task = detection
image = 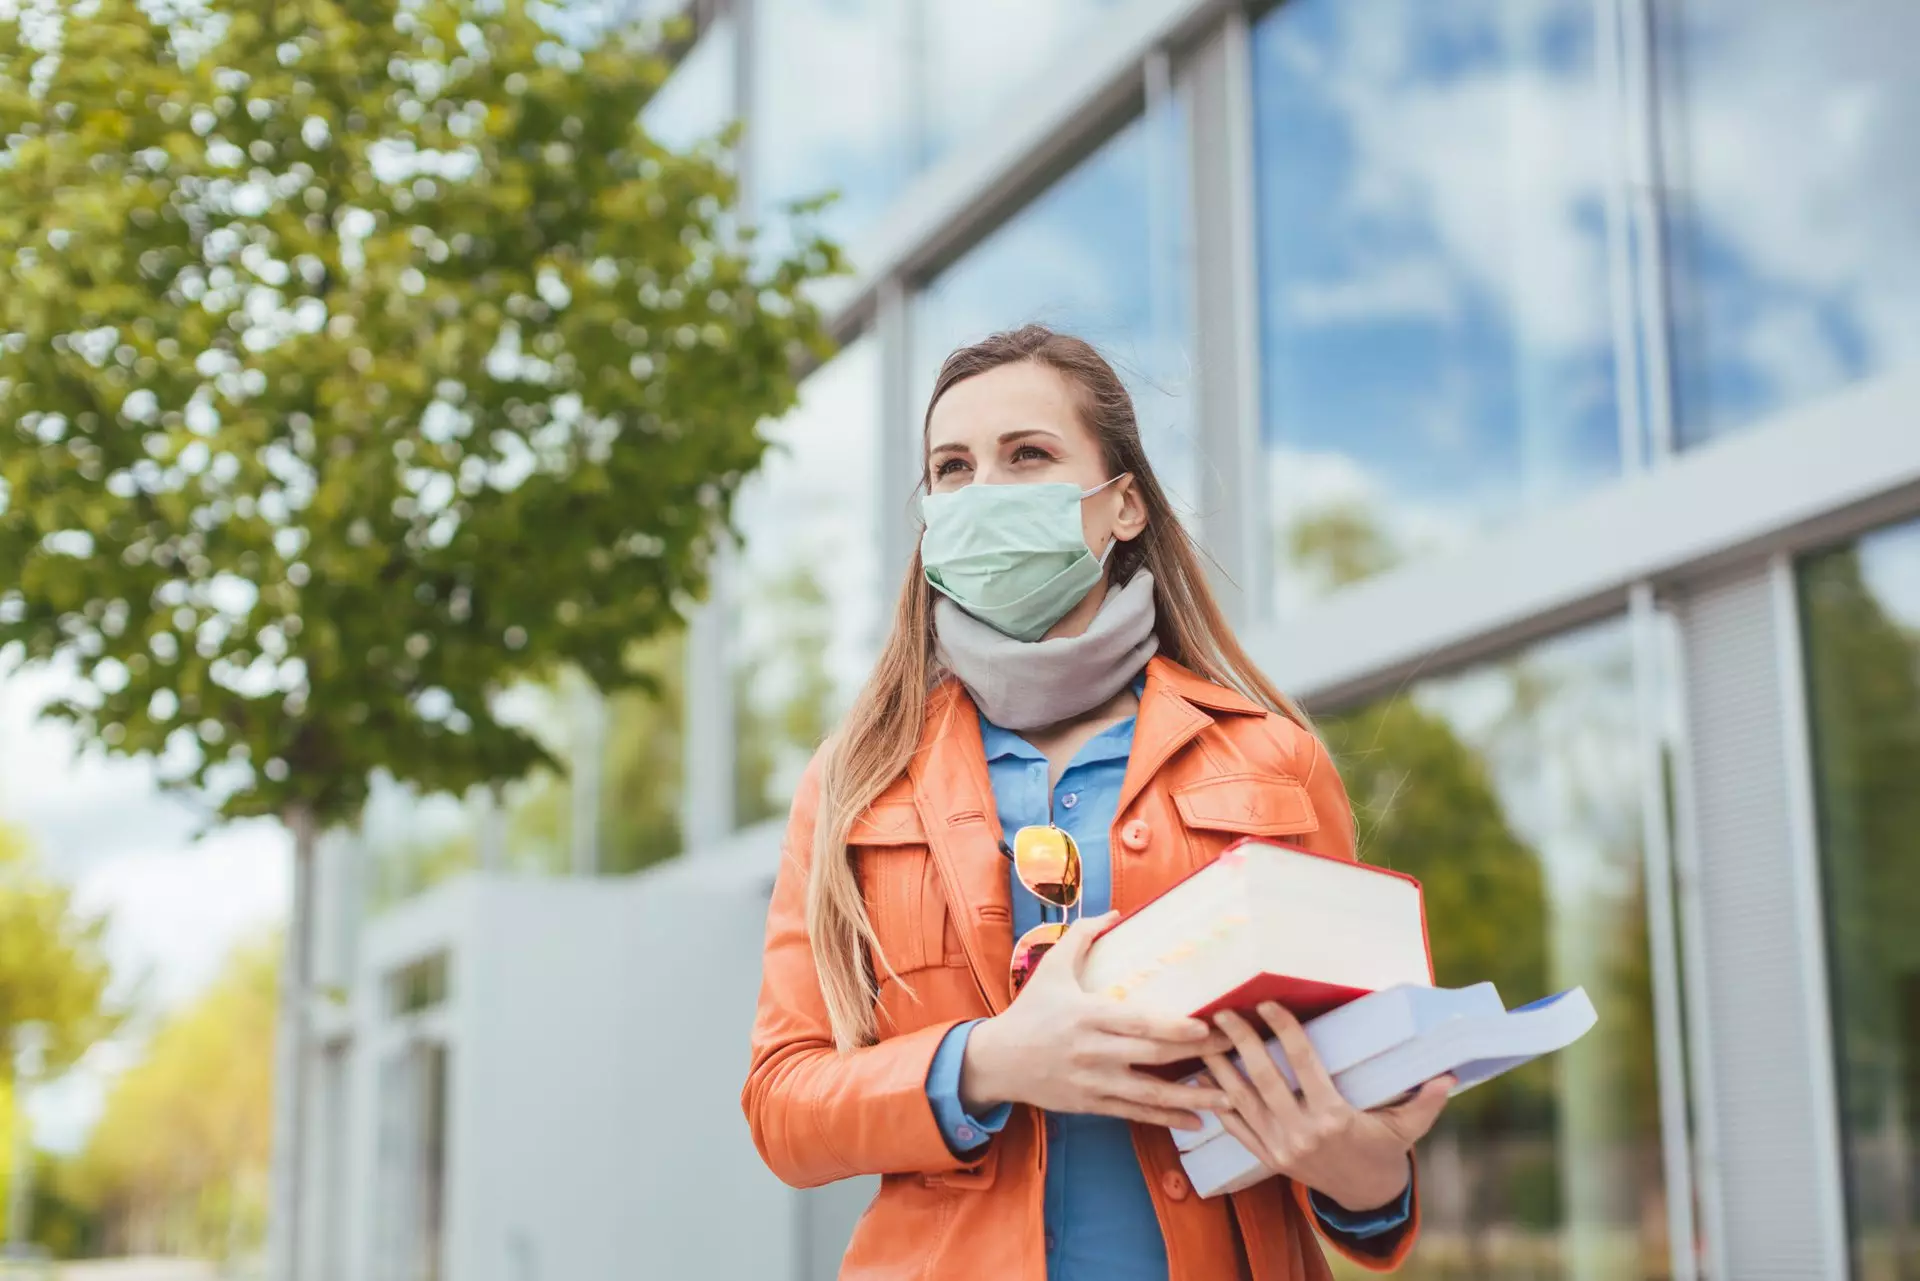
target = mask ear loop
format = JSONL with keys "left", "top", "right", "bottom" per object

{"left": 1083, "top": 472, "right": 1133, "bottom": 566}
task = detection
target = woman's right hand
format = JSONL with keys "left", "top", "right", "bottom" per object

{"left": 958, "top": 911, "right": 1237, "bottom": 1129}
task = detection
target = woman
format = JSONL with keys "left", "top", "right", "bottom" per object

{"left": 742, "top": 326, "right": 1450, "bottom": 1280}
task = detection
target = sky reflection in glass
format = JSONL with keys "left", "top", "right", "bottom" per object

{"left": 1253, "top": 0, "right": 1622, "bottom": 608}
{"left": 1656, "top": 0, "right": 1920, "bottom": 447}
{"left": 913, "top": 114, "right": 1198, "bottom": 511}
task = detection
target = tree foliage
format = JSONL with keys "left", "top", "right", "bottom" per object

{"left": 69, "top": 935, "right": 278, "bottom": 1260}
{"left": 1800, "top": 543, "right": 1920, "bottom": 1131}
{"left": 0, "top": 821, "right": 117, "bottom": 1072}
{"left": 0, "top": 0, "right": 839, "bottom": 828}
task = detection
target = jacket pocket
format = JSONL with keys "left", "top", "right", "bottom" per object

{"left": 1171, "top": 773, "right": 1320, "bottom": 838}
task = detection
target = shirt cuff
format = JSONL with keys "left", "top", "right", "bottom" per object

{"left": 924, "top": 1020, "right": 1013, "bottom": 1154}
{"left": 1309, "top": 1165, "right": 1414, "bottom": 1240}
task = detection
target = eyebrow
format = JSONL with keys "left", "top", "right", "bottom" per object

{"left": 927, "top": 427, "right": 1066, "bottom": 457}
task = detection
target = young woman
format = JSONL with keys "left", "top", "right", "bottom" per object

{"left": 743, "top": 326, "right": 1450, "bottom": 1280}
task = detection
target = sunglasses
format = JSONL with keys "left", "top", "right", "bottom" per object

{"left": 997, "top": 825, "right": 1083, "bottom": 996}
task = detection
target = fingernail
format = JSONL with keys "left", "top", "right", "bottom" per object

{"left": 1258, "top": 1001, "right": 1281, "bottom": 1017}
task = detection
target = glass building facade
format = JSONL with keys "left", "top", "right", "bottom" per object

{"left": 326, "top": 1, "right": 1920, "bottom": 1278}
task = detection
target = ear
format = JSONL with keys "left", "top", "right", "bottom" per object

{"left": 1111, "top": 475, "right": 1149, "bottom": 543}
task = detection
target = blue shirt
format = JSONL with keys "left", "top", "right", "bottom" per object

{"left": 920, "top": 690, "right": 1411, "bottom": 1278}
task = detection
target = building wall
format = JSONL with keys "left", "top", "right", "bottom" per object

{"left": 311, "top": 1, "right": 1920, "bottom": 1279}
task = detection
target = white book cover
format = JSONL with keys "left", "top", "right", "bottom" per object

{"left": 1174, "top": 985, "right": 1597, "bottom": 1198}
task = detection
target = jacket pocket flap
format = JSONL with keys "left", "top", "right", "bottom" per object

{"left": 850, "top": 799, "right": 926, "bottom": 846}
{"left": 1172, "top": 774, "right": 1319, "bottom": 837}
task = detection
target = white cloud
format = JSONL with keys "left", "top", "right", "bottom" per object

{"left": 1275, "top": 4, "right": 1615, "bottom": 357}
{"left": 1285, "top": 258, "right": 1460, "bottom": 327}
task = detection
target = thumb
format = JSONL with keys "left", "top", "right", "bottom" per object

{"left": 1044, "top": 910, "right": 1119, "bottom": 978}
{"left": 1378, "top": 1074, "right": 1453, "bottom": 1143}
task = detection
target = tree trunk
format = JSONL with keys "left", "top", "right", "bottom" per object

{"left": 266, "top": 805, "right": 317, "bottom": 1281}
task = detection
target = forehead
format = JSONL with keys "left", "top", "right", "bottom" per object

{"left": 926, "top": 360, "right": 1088, "bottom": 449}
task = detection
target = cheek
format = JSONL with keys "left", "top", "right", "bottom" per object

{"left": 1079, "top": 499, "right": 1113, "bottom": 553}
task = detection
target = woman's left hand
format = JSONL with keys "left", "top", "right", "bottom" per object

{"left": 1202, "top": 1003, "right": 1451, "bottom": 1213}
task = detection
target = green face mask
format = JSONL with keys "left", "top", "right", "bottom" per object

{"left": 920, "top": 476, "right": 1126, "bottom": 642}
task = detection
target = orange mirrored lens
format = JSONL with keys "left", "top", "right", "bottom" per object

{"left": 1012, "top": 825, "right": 1081, "bottom": 910}
{"left": 1009, "top": 922, "right": 1069, "bottom": 995}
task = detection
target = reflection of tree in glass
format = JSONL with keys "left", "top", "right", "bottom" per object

{"left": 1320, "top": 697, "right": 1555, "bottom": 1262}
{"left": 1284, "top": 502, "right": 1403, "bottom": 594}
{"left": 734, "top": 564, "right": 837, "bottom": 826}
{"left": 1801, "top": 542, "right": 1920, "bottom": 1278}
{"left": 484, "top": 561, "right": 837, "bottom": 873}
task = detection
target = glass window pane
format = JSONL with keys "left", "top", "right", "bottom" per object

{"left": 1252, "top": 0, "right": 1621, "bottom": 609}
{"left": 1657, "top": 0, "right": 1920, "bottom": 448}
{"left": 731, "top": 336, "right": 884, "bottom": 822}
{"left": 1800, "top": 516, "right": 1920, "bottom": 1280}
{"left": 912, "top": 113, "right": 1198, "bottom": 510}
{"left": 642, "top": 14, "right": 737, "bottom": 152}
{"left": 1320, "top": 619, "right": 1670, "bottom": 1277}
{"left": 917, "top": 0, "right": 1127, "bottom": 167}
{"left": 750, "top": 0, "right": 909, "bottom": 271}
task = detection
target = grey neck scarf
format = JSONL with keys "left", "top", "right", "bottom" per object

{"left": 934, "top": 570, "right": 1160, "bottom": 731}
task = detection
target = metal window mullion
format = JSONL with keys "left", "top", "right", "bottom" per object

{"left": 1621, "top": 0, "right": 1678, "bottom": 462}
{"left": 1222, "top": 6, "right": 1269, "bottom": 623}
{"left": 1629, "top": 581, "right": 1700, "bottom": 1281}
{"left": 1598, "top": 0, "right": 1650, "bottom": 479}
{"left": 876, "top": 277, "right": 919, "bottom": 587}
{"left": 1768, "top": 553, "right": 1853, "bottom": 1281}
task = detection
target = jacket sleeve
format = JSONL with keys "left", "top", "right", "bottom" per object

{"left": 1288, "top": 727, "right": 1423, "bottom": 1271}
{"left": 740, "top": 754, "right": 988, "bottom": 1188}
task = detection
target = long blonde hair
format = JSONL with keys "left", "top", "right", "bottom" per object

{"left": 808, "top": 325, "right": 1312, "bottom": 1050}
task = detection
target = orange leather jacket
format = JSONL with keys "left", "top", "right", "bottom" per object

{"left": 743, "top": 656, "right": 1419, "bottom": 1279}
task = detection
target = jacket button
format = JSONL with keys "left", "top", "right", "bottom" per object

{"left": 1121, "top": 819, "right": 1151, "bottom": 851}
{"left": 1161, "top": 1169, "right": 1190, "bottom": 1201}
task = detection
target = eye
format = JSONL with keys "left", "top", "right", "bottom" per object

{"left": 1012, "top": 444, "right": 1053, "bottom": 463}
{"left": 933, "top": 456, "right": 970, "bottom": 478}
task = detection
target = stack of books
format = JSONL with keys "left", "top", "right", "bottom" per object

{"left": 1080, "top": 839, "right": 1598, "bottom": 1198}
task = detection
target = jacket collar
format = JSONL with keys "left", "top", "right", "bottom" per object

{"left": 907, "top": 656, "right": 1266, "bottom": 1012}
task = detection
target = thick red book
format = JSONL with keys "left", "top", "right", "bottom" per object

{"left": 1080, "top": 838, "right": 1433, "bottom": 1049}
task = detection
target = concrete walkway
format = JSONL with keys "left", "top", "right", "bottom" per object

{"left": 53, "top": 1262, "right": 223, "bottom": 1281}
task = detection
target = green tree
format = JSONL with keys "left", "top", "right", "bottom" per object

{"left": 0, "top": 823, "right": 116, "bottom": 1074}
{"left": 0, "top": 0, "right": 836, "bottom": 1265}
{"left": 69, "top": 936, "right": 278, "bottom": 1260}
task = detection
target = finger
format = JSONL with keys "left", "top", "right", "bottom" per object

{"left": 1100, "top": 1069, "right": 1235, "bottom": 1116}
{"left": 1092, "top": 1098, "right": 1214, "bottom": 1131}
{"left": 1376, "top": 1074, "right": 1453, "bottom": 1144}
{"left": 1045, "top": 911, "right": 1119, "bottom": 976}
{"left": 1256, "top": 1001, "right": 1343, "bottom": 1113}
{"left": 1090, "top": 1004, "right": 1225, "bottom": 1046}
{"left": 1202, "top": 1050, "right": 1290, "bottom": 1159}
{"left": 1100, "top": 1029, "right": 1238, "bottom": 1066}
{"left": 1213, "top": 1011, "right": 1303, "bottom": 1124}
{"left": 1214, "top": 1102, "right": 1285, "bottom": 1176}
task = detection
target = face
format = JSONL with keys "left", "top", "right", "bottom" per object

{"left": 924, "top": 360, "right": 1147, "bottom": 556}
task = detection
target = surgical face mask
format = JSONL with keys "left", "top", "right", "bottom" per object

{"left": 919, "top": 475, "right": 1127, "bottom": 642}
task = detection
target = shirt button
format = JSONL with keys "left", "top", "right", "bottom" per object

{"left": 1161, "top": 1169, "right": 1191, "bottom": 1201}
{"left": 1045, "top": 1231, "right": 1057, "bottom": 1253}
{"left": 956, "top": 1125, "right": 975, "bottom": 1142}
{"left": 1045, "top": 1116, "right": 1060, "bottom": 1140}
{"left": 1060, "top": 792, "right": 1078, "bottom": 809}
{"left": 1121, "top": 818, "right": 1151, "bottom": 851}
